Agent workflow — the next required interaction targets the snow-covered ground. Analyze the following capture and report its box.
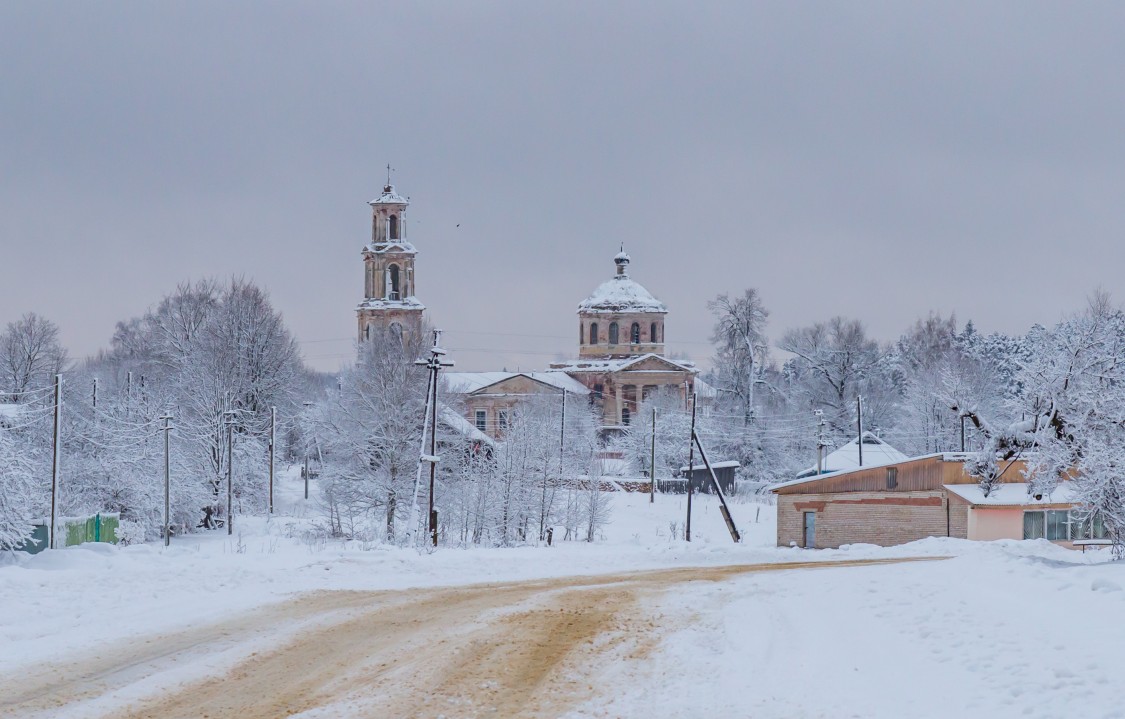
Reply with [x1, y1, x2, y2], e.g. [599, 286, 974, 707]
[3, 469, 1124, 718]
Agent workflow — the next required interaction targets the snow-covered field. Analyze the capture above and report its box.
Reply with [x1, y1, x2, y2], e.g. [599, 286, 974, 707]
[2, 470, 1124, 718]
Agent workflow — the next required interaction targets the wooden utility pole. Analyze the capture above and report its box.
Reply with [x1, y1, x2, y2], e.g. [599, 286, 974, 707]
[856, 394, 864, 467]
[427, 359, 440, 547]
[302, 401, 313, 500]
[225, 410, 235, 536]
[691, 429, 741, 542]
[412, 330, 454, 548]
[685, 392, 697, 542]
[960, 414, 966, 452]
[92, 377, 98, 409]
[649, 406, 657, 503]
[268, 406, 276, 514]
[49, 374, 62, 550]
[161, 414, 173, 547]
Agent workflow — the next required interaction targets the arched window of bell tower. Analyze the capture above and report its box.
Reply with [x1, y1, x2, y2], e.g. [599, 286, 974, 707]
[609, 322, 619, 345]
[650, 322, 658, 343]
[589, 322, 599, 345]
[389, 214, 400, 240]
[389, 264, 401, 300]
[630, 323, 640, 344]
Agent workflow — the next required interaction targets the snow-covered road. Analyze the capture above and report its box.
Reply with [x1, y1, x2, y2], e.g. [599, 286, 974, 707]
[3, 475, 1125, 718]
[0, 557, 942, 719]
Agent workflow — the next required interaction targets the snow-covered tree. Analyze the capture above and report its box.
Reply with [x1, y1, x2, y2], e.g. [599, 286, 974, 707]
[708, 289, 770, 425]
[0, 313, 69, 401]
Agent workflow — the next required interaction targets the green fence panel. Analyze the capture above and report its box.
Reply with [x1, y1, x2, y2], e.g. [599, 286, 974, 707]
[100, 515, 119, 544]
[65, 519, 86, 547]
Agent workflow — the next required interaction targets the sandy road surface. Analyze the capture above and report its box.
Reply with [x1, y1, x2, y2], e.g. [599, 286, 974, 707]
[0, 557, 942, 719]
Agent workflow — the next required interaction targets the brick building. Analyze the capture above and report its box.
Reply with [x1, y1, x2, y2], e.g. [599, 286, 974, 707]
[773, 452, 1103, 549]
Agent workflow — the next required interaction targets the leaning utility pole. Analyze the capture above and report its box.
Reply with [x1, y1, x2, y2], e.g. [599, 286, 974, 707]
[161, 414, 173, 547]
[685, 392, 697, 542]
[268, 406, 276, 514]
[49, 374, 62, 550]
[649, 406, 657, 503]
[856, 394, 864, 467]
[691, 428, 741, 542]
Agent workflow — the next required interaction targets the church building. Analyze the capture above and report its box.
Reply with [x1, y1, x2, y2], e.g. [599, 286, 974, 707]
[547, 251, 698, 429]
[353, 181, 699, 439]
[356, 182, 424, 342]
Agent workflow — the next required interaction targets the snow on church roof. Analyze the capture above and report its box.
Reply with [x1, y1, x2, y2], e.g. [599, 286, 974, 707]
[369, 184, 408, 205]
[577, 251, 667, 315]
[578, 276, 668, 315]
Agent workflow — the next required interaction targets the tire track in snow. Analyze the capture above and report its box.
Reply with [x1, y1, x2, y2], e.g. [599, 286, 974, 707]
[0, 557, 945, 719]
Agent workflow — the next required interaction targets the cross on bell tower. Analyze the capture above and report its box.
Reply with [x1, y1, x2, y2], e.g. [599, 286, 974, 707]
[356, 177, 425, 342]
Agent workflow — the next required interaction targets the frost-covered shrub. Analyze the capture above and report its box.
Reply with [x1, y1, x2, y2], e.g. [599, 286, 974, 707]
[114, 519, 147, 546]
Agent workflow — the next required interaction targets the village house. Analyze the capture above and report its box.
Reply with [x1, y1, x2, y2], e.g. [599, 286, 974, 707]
[772, 447, 1106, 549]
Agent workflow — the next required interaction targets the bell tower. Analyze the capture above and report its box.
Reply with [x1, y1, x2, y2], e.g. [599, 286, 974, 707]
[356, 175, 425, 342]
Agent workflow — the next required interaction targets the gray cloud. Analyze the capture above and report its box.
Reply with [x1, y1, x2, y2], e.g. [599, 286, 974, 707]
[3, 1, 1124, 372]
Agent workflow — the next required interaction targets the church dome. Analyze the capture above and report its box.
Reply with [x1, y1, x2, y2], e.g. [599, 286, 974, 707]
[578, 252, 667, 315]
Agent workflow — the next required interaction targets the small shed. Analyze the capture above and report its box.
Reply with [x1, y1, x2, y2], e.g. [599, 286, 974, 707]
[676, 460, 740, 495]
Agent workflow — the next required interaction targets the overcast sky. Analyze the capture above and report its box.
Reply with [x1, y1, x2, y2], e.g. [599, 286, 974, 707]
[3, 2, 1124, 372]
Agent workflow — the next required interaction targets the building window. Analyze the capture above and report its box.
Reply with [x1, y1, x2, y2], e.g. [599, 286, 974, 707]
[364, 324, 371, 340]
[650, 322, 658, 343]
[630, 323, 640, 344]
[1023, 510, 1107, 540]
[589, 322, 599, 345]
[475, 410, 487, 432]
[498, 409, 509, 432]
[389, 264, 401, 300]
[389, 214, 399, 240]
[593, 383, 604, 399]
[885, 467, 898, 490]
[609, 322, 619, 344]
[622, 407, 631, 426]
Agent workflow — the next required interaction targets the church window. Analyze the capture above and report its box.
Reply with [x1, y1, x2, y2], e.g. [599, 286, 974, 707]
[630, 323, 640, 344]
[609, 322, 619, 345]
[389, 322, 403, 343]
[651, 322, 658, 343]
[593, 383, 604, 399]
[622, 407, 631, 426]
[589, 323, 599, 344]
[365, 324, 371, 340]
[389, 264, 400, 300]
[389, 214, 400, 240]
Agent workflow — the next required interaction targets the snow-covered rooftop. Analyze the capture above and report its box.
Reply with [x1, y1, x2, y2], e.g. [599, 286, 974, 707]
[439, 405, 494, 446]
[356, 296, 425, 311]
[368, 184, 408, 205]
[944, 482, 1078, 507]
[578, 276, 667, 315]
[680, 460, 741, 472]
[363, 242, 417, 254]
[792, 432, 909, 480]
[443, 372, 590, 395]
[549, 354, 696, 373]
